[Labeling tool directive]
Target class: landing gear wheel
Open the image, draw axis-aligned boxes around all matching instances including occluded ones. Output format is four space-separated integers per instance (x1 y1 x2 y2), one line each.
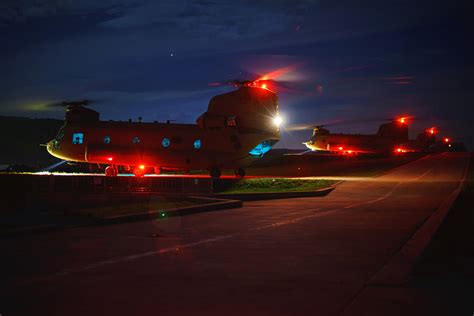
234 168 245 178
210 167 221 179
154 166 162 175
105 166 118 177
133 167 145 177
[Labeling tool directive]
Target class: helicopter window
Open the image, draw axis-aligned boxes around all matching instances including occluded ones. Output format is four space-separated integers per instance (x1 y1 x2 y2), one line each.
248 139 277 157
104 136 111 144
132 136 140 144
193 139 201 149
162 137 170 148
226 116 237 127
53 128 65 148
72 133 83 145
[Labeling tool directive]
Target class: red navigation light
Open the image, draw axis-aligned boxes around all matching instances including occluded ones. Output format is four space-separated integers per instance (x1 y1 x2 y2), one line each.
139 165 145 170
395 147 404 153
444 137 450 143
261 83 267 89
347 150 353 154
398 117 406 124
107 157 113 162
426 127 436 135
338 146 343 151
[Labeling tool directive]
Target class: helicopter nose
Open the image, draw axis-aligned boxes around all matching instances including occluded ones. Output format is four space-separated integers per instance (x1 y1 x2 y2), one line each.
46 140 55 155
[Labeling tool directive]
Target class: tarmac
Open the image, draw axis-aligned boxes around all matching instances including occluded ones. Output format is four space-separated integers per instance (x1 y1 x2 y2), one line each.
0 152 470 316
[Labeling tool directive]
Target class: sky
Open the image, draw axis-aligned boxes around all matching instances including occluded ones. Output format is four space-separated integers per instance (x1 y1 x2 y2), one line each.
1 0 473 149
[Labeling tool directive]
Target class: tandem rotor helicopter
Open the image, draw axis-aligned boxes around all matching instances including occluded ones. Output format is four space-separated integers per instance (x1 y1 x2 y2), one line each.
44 64 455 177
294 116 453 155
46 78 283 178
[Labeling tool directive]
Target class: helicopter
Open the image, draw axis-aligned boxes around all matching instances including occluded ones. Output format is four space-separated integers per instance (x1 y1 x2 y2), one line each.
395 126 453 153
298 116 454 155
299 116 411 154
46 80 282 178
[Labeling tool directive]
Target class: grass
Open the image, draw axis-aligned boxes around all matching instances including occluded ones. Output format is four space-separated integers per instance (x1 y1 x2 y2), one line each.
216 178 335 194
60 197 200 218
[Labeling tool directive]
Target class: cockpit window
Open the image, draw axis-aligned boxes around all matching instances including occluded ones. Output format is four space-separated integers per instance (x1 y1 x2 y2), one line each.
56 128 65 142
53 128 65 148
248 139 278 157
72 133 84 145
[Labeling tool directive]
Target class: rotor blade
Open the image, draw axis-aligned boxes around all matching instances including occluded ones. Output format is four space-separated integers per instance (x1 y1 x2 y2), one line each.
208 64 304 94
42 99 105 109
285 118 349 131
284 123 315 131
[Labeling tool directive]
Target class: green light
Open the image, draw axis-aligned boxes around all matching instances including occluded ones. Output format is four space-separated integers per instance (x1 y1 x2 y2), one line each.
160 211 167 218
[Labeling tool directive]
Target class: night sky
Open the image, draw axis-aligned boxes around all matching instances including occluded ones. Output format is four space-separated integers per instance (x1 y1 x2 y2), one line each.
1 0 472 149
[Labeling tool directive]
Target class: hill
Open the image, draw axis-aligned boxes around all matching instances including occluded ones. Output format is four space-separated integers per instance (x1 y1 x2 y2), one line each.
0 116 64 168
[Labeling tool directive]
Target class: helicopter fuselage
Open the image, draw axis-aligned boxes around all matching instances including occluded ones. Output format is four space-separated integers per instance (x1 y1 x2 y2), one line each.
47 120 277 170
303 121 409 154
46 86 281 177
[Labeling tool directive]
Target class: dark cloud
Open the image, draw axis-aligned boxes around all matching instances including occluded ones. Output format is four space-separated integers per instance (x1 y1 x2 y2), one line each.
0 0 134 23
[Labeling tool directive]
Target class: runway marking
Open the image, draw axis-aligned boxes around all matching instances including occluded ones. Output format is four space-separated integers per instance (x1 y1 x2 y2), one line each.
44 209 332 280
411 166 433 181
22 155 446 283
33 163 437 281
343 183 401 209
54 234 235 276
343 166 433 209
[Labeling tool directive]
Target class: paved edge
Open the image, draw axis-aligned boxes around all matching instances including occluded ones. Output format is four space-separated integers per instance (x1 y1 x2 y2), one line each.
0 196 242 237
214 186 334 201
101 196 243 224
367 155 471 286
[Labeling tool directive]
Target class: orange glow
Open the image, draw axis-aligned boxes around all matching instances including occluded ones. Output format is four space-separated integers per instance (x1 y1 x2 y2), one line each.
256 64 301 82
107 157 113 161
444 137 450 143
139 165 145 170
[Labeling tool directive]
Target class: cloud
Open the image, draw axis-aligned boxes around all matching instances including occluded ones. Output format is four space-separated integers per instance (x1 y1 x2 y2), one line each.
98 0 308 40
0 0 135 23
0 0 314 40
